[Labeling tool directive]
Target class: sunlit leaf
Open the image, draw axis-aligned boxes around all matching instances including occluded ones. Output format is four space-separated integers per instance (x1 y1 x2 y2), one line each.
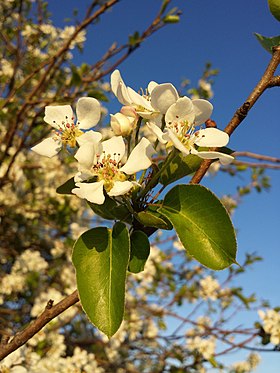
159 184 237 270
128 231 150 273
72 222 130 337
255 33 280 54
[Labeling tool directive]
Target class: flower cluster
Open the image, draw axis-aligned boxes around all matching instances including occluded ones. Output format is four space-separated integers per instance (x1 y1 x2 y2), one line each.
31 70 233 205
258 309 280 345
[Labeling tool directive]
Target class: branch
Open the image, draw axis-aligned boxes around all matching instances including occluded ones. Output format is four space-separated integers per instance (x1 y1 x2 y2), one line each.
0 290 79 361
190 46 280 185
233 151 280 163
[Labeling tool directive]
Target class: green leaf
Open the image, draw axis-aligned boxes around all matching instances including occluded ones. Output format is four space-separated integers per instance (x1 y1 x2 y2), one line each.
268 0 280 22
159 184 237 270
163 15 180 23
160 152 202 186
136 207 173 230
88 196 132 223
129 31 141 46
70 66 82 86
72 222 130 337
128 231 150 273
255 33 280 54
56 177 75 195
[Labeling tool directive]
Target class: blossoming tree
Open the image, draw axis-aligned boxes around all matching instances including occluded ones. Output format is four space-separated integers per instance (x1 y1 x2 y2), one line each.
0 0 280 372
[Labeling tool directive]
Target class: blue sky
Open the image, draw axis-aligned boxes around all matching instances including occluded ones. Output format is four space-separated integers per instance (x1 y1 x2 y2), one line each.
49 1 280 370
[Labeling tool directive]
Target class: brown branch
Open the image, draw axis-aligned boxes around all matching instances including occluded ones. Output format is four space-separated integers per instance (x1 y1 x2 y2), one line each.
0 290 79 361
190 46 280 185
233 160 280 170
233 151 280 163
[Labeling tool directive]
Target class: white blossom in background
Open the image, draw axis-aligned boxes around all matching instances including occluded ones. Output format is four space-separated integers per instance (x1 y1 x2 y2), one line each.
0 59 14 77
258 309 280 345
12 249 48 274
186 336 216 360
230 353 261 373
199 275 220 300
60 26 86 49
199 78 214 99
31 97 101 158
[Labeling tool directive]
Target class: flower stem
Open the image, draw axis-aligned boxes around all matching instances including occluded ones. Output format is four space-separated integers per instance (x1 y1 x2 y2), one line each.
134 117 142 146
138 148 178 200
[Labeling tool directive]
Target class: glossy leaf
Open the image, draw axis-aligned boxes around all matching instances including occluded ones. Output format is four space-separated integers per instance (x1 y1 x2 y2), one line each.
88 196 132 223
56 177 75 195
160 152 202 186
255 33 280 54
159 184 237 270
128 231 150 273
136 207 173 230
72 222 130 337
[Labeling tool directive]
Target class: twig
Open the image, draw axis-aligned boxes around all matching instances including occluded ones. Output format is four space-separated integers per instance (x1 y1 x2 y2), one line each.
190 46 280 185
0 290 79 361
233 151 280 163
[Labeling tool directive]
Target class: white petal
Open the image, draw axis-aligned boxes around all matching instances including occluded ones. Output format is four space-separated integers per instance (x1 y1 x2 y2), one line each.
127 86 154 112
101 136 126 161
74 171 92 182
107 180 134 197
76 130 102 146
31 137 61 157
165 97 195 126
150 83 179 114
195 128 229 147
74 142 96 169
110 70 132 105
44 105 73 129
72 181 105 204
120 137 155 175
136 110 160 120
76 97 101 129
147 81 158 94
146 121 167 144
196 151 234 165
166 129 189 155
192 99 213 126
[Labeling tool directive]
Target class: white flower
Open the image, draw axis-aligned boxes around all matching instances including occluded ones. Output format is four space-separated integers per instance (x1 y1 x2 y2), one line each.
148 96 233 165
111 69 179 119
31 97 101 157
72 136 155 204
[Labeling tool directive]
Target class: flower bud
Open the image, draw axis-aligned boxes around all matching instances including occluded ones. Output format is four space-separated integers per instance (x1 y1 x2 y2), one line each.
110 112 137 136
120 105 138 118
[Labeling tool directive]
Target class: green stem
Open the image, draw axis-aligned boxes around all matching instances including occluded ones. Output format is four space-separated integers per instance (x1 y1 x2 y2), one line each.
134 117 142 146
154 115 166 150
138 148 178 200
126 134 132 158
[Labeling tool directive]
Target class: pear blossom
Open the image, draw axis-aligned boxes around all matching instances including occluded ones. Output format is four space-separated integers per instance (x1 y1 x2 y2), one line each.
110 106 139 136
72 136 155 205
111 70 213 126
31 97 101 158
111 69 179 119
148 96 233 165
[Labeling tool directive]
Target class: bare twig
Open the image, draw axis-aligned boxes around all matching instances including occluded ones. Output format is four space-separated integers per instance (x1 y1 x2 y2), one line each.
190 46 280 185
0 290 79 361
